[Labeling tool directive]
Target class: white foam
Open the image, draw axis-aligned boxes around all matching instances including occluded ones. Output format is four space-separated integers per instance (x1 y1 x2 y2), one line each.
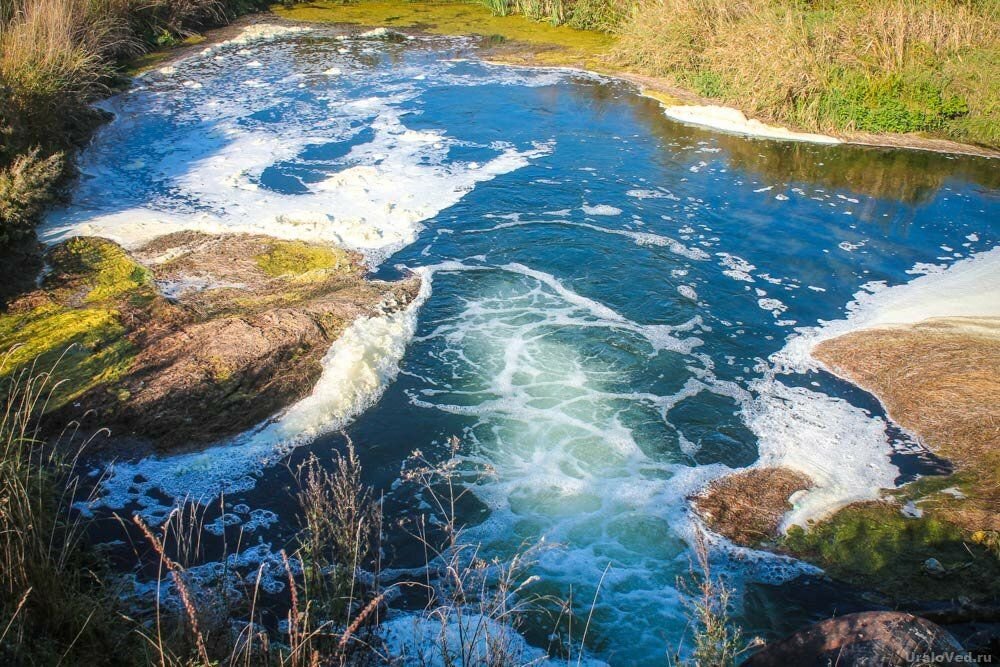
470 218 710 259
581 203 622 216
84 280 429 519
402 261 804 659
716 252 756 282
382 612 558 666
661 105 841 144
743 248 1000 528
677 285 698 301
201 23 313 57
44 112 551 267
43 35 555 268
778 247 1000 371
746 378 898 527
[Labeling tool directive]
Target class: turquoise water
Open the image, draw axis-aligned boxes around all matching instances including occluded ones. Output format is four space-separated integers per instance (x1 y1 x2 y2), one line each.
47 28 999 664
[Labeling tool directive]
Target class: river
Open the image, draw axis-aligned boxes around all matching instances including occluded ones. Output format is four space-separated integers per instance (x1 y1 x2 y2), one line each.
43 25 1000 665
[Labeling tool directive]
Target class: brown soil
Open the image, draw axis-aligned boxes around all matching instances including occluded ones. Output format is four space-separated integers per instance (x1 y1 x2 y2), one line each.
814 317 1000 532
691 467 812 547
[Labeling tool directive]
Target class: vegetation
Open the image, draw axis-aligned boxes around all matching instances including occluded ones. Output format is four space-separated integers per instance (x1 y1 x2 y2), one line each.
255 239 352 279
272 0 615 64
781 498 1000 603
0 0 269 249
671 531 762 666
611 0 999 147
0 237 151 409
792 319 1000 604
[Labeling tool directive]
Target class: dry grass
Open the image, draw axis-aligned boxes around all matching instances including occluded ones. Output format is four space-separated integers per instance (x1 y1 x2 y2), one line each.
0 353 138 664
815 317 1000 532
691 468 812 547
612 0 1000 146
672 531 763 666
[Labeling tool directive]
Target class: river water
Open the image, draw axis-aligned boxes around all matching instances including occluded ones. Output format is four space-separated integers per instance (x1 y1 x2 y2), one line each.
44 26 999 664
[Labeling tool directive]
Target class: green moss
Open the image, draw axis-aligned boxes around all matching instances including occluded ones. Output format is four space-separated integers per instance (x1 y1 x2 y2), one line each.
254 240 351 279
0 238 147 409
272 1 614 62
781 501 1000 603
47 237 153 302
0 305 135 409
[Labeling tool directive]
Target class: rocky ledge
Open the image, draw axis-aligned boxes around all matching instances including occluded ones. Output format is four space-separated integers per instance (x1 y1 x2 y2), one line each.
746 612 965 667
0 232 419 451
691 317 1000 644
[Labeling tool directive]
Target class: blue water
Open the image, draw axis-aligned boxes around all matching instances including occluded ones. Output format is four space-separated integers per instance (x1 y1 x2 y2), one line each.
49 28 1000 665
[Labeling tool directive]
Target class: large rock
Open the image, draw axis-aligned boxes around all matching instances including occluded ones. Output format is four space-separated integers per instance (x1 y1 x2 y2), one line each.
745 611 966 667
1 233 419 451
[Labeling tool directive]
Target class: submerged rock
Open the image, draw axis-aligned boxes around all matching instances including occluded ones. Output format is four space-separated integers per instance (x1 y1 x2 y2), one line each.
745 611 965 667
2 233 419 451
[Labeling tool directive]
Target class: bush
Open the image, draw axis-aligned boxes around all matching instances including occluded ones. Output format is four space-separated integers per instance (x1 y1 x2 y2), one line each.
0 149 65 245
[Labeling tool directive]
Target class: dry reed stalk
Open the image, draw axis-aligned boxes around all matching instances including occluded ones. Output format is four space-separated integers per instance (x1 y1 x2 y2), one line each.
133 513 211 665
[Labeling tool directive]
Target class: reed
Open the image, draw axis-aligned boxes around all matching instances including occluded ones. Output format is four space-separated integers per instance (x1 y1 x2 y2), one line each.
0 351 135 664
613 0 999 145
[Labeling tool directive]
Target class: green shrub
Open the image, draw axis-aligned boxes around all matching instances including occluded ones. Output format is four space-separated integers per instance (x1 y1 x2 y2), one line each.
0 149 65 245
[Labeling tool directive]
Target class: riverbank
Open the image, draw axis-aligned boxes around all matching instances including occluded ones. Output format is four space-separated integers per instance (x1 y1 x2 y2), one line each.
2 1 998 258
696 250 1000 607
272 0 1000 159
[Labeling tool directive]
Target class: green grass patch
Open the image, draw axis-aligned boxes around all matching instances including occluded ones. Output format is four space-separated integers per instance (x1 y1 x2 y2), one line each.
818 70 968 135
781 501 1000 602
689 70 726 99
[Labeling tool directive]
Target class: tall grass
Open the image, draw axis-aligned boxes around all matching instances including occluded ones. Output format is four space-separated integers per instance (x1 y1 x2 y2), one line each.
612 0 1000 146
0 0 262 247
0 351 137 665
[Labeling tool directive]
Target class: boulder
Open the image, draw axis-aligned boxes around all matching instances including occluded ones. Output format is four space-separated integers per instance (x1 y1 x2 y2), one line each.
745 611 966 667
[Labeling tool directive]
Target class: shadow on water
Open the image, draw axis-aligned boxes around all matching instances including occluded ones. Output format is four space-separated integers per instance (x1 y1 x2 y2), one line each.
616 87 1000 210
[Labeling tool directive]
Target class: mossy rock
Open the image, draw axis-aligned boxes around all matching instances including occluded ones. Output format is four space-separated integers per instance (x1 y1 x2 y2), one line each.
0 237 149 410
780 500 1000 604
254 239 351 280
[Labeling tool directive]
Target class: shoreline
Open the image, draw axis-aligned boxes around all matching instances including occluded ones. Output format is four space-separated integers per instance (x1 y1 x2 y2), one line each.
260 5 1000 159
